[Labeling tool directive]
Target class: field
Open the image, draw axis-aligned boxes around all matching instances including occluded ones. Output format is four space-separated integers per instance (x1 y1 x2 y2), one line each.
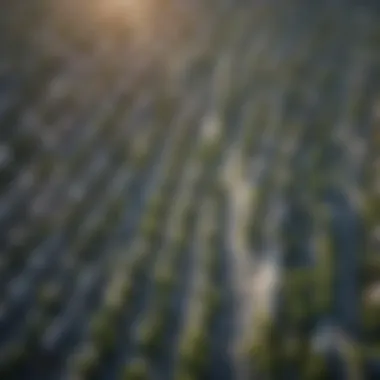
0 1 380 379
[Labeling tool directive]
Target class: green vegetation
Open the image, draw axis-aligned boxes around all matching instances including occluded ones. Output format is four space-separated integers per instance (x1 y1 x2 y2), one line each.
124 357 149 380
1 1 379 379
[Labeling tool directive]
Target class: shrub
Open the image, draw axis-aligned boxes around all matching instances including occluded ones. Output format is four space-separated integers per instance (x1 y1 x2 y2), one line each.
138 316 165 355
246 313 283 378
174 370 198 380
202 286 221 323
147 194 165 219
302 353 329 380
71 345 99 378
284 270 314 325
37 282 62 315
25 310 49 347
155 268 176 294
130 245 149 278
172 230 187 253
0 340 27 378
361 298 380 334
90 312 117 355
140 214 159 241
124 357 149 380
179 328 208 376
203 249 218 276
121 278 134 300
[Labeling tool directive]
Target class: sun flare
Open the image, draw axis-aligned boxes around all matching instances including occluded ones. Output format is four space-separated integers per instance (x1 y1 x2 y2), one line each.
44 0 208 80
95 0 155 33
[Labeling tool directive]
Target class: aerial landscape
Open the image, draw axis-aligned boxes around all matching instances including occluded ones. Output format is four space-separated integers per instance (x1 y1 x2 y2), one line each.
0 0 379 379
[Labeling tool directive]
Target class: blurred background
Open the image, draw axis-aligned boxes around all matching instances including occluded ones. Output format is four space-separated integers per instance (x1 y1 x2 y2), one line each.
0 0 379 379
